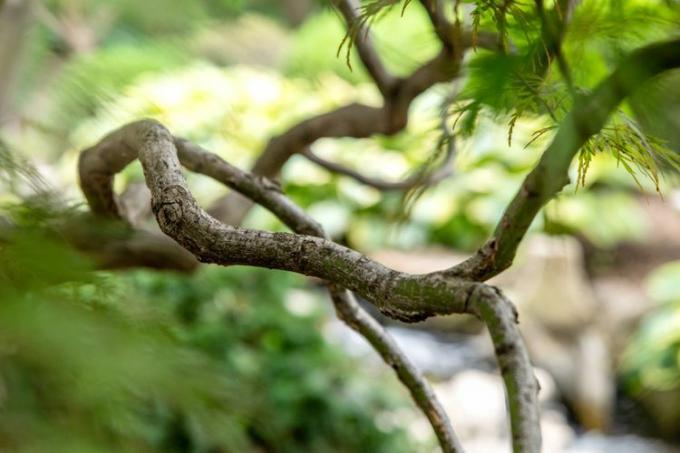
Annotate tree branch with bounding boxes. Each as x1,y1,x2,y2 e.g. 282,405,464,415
447,38,680,281
207,48,463,224
79,119,542,452
205,4,501,226
468,285,541,453
176,138,464,452
79,120,475,321
301,135,454,191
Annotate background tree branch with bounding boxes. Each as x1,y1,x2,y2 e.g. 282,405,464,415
206,0,497,226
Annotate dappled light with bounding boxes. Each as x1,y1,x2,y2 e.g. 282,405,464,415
1,1,679,452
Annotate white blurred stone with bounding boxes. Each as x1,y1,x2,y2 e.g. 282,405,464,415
434,369,508,440
565,433,679,453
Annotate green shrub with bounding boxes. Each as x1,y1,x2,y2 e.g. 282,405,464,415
0,203,419,452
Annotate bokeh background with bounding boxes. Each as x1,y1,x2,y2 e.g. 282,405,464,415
1,1,679,452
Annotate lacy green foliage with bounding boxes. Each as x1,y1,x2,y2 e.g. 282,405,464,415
577,116,680,191
452,0,679,188
0,205,419,452
453,49,567,140
470,0,533,52
338,0,415,69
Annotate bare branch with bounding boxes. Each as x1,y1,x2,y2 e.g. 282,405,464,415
331,289,465,453
203,1,506,226
79,118,543,451
79,120,476,321
80,119,541,451
176,138,464,452
468,285,541,453
448,38,680,281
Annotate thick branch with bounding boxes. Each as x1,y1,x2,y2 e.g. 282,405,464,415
177,140,463,451
79,119,542,452
449,38,680,281
79,120,475,321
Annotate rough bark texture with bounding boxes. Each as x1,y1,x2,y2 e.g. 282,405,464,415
78,119,540,452
74,3,680,452
165,137,465,451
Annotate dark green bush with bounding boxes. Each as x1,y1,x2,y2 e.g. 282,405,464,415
0,205,418,452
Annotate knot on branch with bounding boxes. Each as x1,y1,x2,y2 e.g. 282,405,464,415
151,184,191,231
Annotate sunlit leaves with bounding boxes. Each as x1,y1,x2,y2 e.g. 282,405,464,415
577,114,680,192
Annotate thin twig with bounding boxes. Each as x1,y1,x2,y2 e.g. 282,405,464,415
301,138,455,191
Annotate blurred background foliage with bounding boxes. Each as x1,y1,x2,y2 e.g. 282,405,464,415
1,0,680,450
0,202,418,452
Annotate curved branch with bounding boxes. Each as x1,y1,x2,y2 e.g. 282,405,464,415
448,38,680,281
176,139,464,452
79,119,542,452
79,120,475,322
331,289,464,453
206,21,503,226
468,286,541,453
